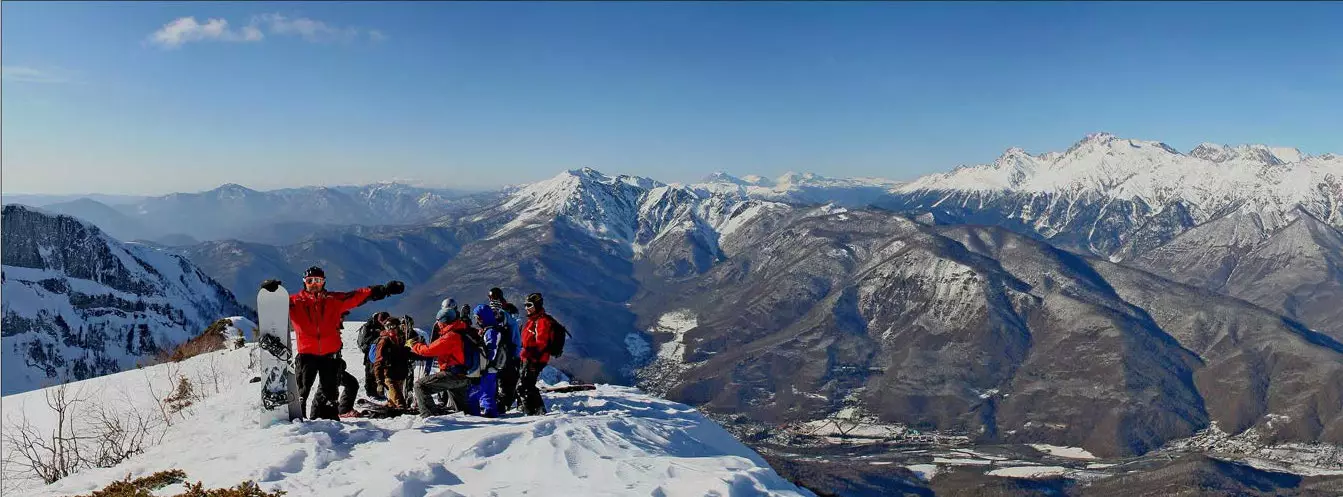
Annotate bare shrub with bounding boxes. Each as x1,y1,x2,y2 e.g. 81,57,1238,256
89,402,165,468
2,384,170,489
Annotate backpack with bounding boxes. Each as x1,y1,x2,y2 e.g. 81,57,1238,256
485,324,512,370
545,315,571,359
450,326,489,378
491,302,522,357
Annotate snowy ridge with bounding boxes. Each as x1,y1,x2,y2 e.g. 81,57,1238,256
479,168,787,257
1,205,249,395
898,132,1343,225
7,323,813,497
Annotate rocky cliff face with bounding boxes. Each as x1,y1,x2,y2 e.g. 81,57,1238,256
1,205,250,394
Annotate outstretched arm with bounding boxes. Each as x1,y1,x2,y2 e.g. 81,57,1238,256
335,280,404,313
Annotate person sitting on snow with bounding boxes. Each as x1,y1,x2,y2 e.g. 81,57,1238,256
311,355,361,418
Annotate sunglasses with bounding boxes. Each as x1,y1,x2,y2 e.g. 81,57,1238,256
304,277,325,284
524,302,536,308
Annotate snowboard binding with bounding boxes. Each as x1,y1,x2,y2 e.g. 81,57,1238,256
261,369,294,410
259,334,292,362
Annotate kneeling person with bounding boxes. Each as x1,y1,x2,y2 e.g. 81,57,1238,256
407,306,484,417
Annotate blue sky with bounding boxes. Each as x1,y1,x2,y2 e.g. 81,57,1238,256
4,2,1341,195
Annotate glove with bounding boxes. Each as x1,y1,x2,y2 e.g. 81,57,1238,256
386,280,405,295
261,279,282,292
405,336,421,348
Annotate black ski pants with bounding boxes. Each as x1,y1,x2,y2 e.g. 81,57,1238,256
296,353,343,420
519,360,548,415
312,370,360,415
497,357,521,412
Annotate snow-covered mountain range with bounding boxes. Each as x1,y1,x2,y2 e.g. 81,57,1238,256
6,132,1343,494
1,205,250,395
13,182,488,244
883,132,1343,259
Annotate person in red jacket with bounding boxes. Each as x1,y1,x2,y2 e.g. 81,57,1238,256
405,304,477,417
519,292,555,415
261,266,404,420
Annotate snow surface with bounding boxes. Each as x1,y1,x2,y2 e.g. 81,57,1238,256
652,310,698,364
932,457,992,466
6,322,812,497
1027,444,1098,460
904,464,938,481
986,466,1071,478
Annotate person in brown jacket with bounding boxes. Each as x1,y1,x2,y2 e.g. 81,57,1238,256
372,317,413,409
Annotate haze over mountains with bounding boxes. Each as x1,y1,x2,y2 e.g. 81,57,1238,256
4,133,1342,493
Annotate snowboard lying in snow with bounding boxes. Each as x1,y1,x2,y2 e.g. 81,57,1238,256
352,398,419,418
541,384,597,393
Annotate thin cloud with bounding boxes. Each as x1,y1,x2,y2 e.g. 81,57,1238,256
2,66,75,84
148,17,264,49
147,14,382,49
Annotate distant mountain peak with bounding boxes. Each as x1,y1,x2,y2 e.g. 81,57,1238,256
702,171,746,184
1190,142,1305,165
1081,131,1117,144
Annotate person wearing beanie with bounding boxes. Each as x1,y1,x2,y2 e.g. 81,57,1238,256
356,311,394,400
519,292,555,415
405,303,477,417
259,266,405,420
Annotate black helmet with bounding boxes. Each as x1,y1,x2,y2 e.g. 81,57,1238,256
525,292,543,308
488,287,504,301
303,266,325,278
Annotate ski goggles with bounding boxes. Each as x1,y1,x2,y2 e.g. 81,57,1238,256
523,302,536,309
303,276,326,284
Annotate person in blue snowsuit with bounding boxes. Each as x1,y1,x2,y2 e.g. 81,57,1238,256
466,304,506,418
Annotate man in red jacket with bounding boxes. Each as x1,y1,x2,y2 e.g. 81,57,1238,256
405,304,477,417
261,266,404,420
519,292,555,415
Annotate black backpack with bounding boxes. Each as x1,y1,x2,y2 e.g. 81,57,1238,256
545,315,571,358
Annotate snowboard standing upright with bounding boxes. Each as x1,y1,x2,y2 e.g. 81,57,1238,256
258,284,301,426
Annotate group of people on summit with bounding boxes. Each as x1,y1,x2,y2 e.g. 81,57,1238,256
262,266,566,420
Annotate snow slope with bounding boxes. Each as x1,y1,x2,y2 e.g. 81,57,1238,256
8,322,812,497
